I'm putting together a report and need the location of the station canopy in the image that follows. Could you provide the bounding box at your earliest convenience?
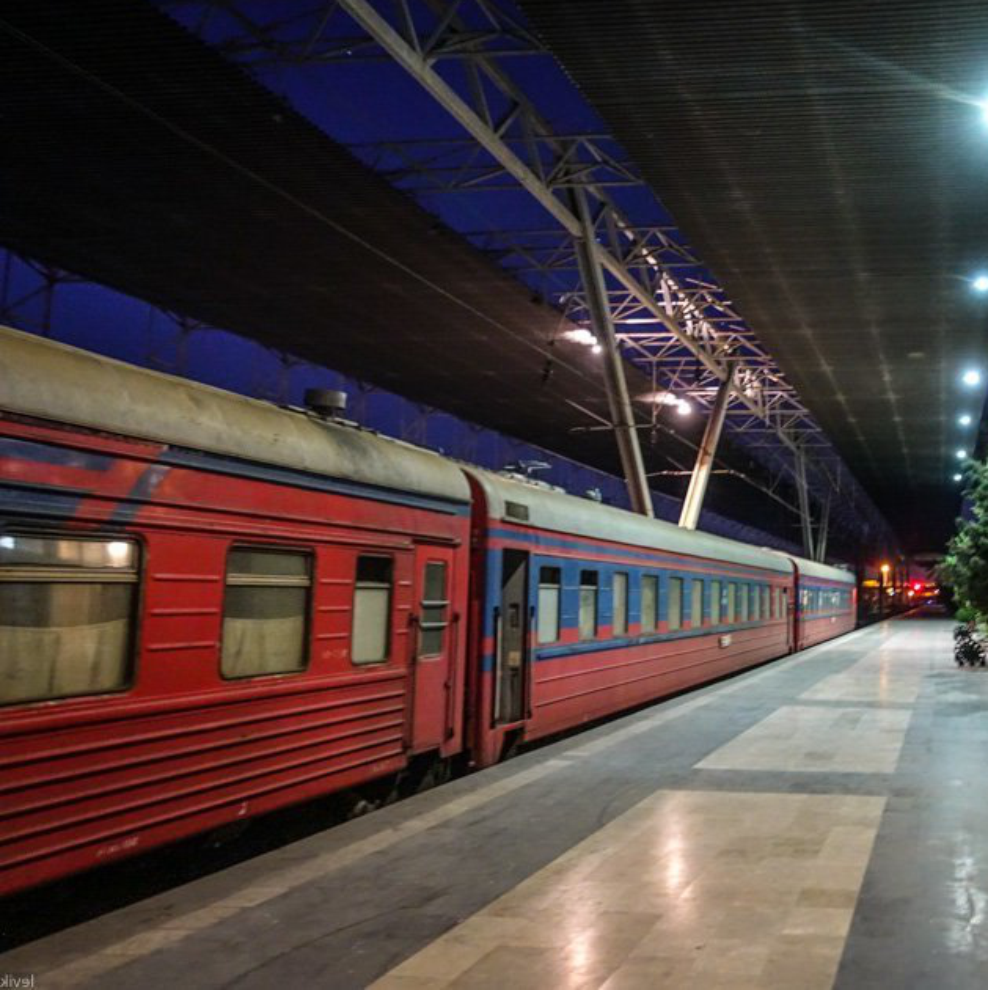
[2,1,971,553]
[519,0,988,549]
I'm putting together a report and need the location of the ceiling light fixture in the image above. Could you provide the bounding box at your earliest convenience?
[954,473,964,482]
[564,327,597,346]
[974,274,988,293]
[962,369,982,387]
[959,414,973,427]
[957,449,968,460]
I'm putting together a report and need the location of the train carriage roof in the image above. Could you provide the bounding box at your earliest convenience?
[0,325,471,506]
[465,467,855,584]
[793,558,857,585]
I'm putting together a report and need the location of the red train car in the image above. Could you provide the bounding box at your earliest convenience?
[0,327,857,896]
[0,328,472,895]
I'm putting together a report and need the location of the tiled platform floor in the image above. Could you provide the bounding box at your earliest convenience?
[4,610,986,988]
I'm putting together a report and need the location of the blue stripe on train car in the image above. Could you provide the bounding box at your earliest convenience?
[0,482,87,518]
[0,436,116,472]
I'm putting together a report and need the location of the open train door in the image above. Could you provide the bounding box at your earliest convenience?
[494,549,530,725]
[786,558,800,653]
[410,545,457,753]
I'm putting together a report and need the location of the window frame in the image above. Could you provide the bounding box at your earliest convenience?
[690,578,704,629]
[667,575,684,632]
[0,528,142,705]
[350,553,395,666]
[418,559,450,658]
[536,564,563,645]
[612,571,629,638]
[640,573,659,634]
[220,543,314,680]
[578,569,599,641]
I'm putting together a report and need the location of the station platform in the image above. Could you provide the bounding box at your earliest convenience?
[2,610,984,989]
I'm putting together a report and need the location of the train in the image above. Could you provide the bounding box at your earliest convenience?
[0,326,856,895]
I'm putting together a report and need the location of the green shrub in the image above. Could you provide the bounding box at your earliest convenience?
[938,460,988,626]
[955,605,977,623]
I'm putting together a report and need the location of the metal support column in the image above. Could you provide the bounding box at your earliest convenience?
[795,449,816,560]
[814,494,831,563]
[678,364,735,530]
[571,189,653,516]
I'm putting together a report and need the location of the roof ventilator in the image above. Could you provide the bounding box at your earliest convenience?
[304,388,348,421]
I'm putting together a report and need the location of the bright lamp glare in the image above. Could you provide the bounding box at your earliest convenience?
[963,369,982,386]
[676,400,692,416]
[974,275,988,293]
[957,449,968,460]
[954,473,964,482]
[564,327,597,347]
[959,414,973,426]
[591,343,602,355]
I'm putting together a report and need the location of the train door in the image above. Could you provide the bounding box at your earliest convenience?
[782,586,795,652]
[494,549,530,725]
[410,545,457,752]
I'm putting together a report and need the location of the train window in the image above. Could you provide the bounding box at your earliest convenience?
[668,577,683,631]
[641,574,659,633]
[751,584,761,621]
[726,583,737,623]
[613,572,629,636]
[739,584,749,622]
[419,562,448,657]
[762,586,771,620]
[0,534,138,704]
[710,580,722,624]
[222,548,311,678]
[537,566,562,644]
[691,579,704,628]
[350,556,393,664]
[579,571,599,640]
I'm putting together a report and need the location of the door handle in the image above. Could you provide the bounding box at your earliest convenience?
[526,605,535,720]
[492,606,502,727]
